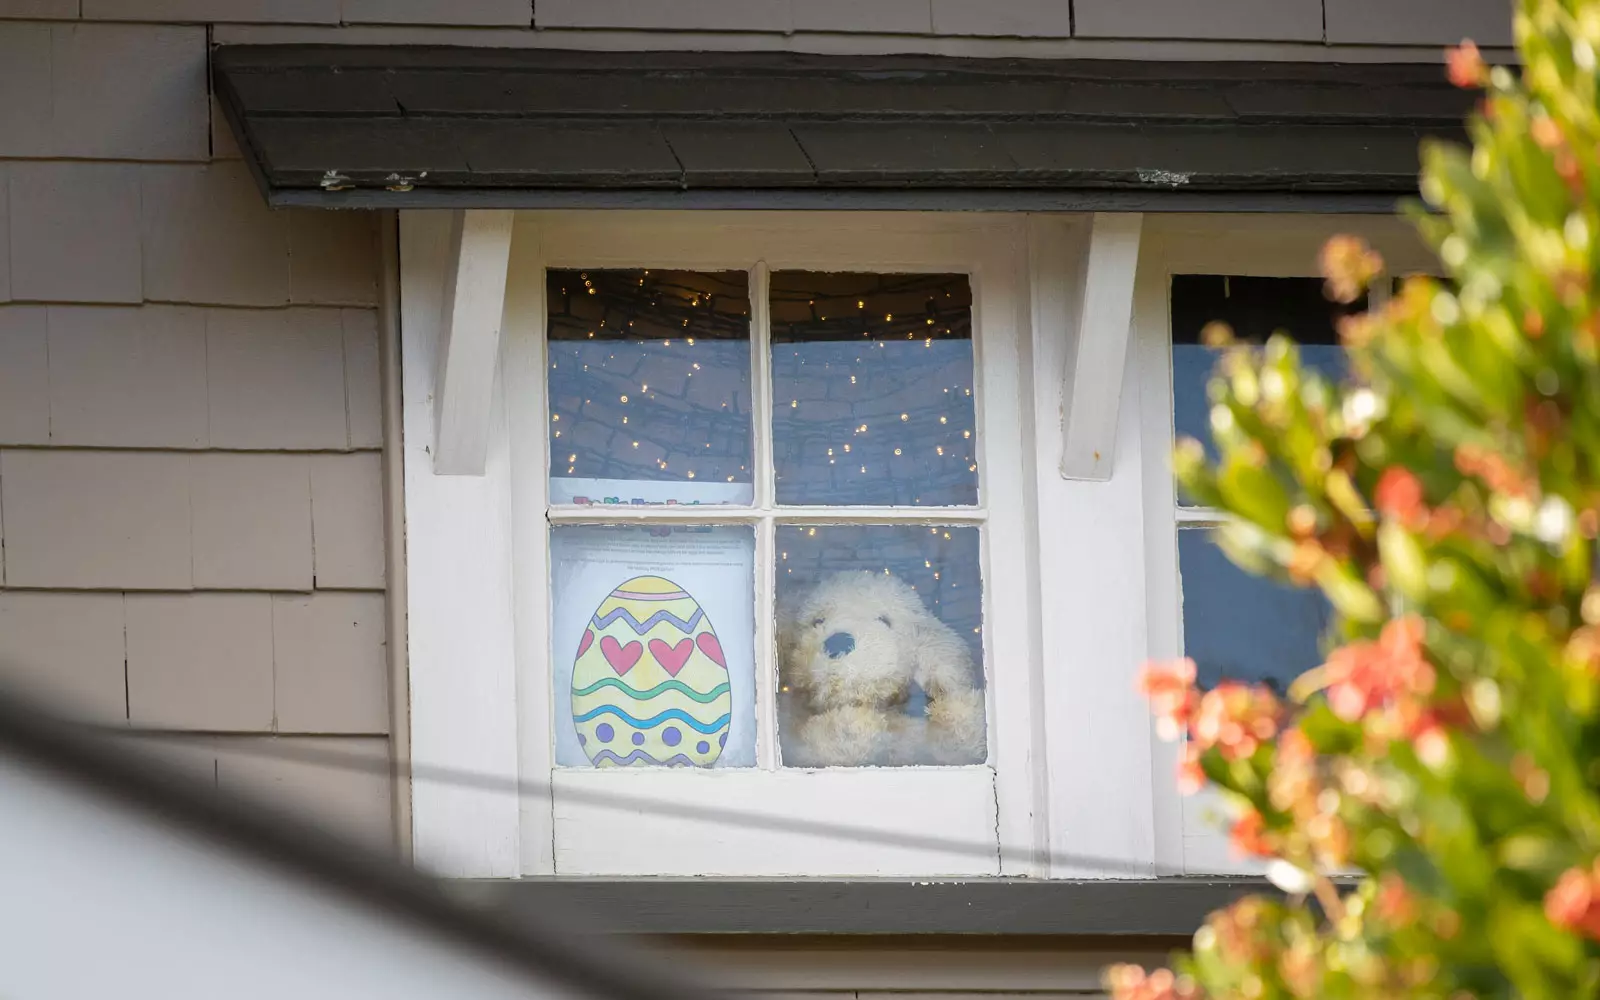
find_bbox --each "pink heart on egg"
[600,636,642,675]
[576,629,594,658]
[695,632,726,668]
[649,637,694,677]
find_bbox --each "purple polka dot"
[632,732,645,746]
[662,727,681,747]
[718,733,727,748]
[696,741,710,754]
[595,723,614,743]
[577,734,587,746]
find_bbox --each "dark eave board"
[213,46,1473,211]
[480,876,1285,936]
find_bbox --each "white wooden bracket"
[1060,212,1143,481]
[433,209,515,476]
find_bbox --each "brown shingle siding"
[8,162,143,303]
[0,449,194,589]
[0,1,395,848]
[340,0,531,26]
[1076,0,1323,39]
[0,22,207,160]
[288,209,380,306]
[310,452,385,589]
[125,591,276,730]
[213,735,394,848]
[50,23,209,159]
[141,162,292,307]
[205,307,352,450]
[0,24,51,154]
[342,308,384,448]
[0,1,80,18]
[190,452,315,590]
[45,305,209,448]
[0,591,127,723]
[0,306,49,445]
[81,0,338,23]
[272,591,388,733]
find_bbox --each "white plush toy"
[777,570,987,767]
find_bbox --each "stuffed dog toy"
[777,570,986,767]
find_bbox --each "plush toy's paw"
[926,688,987,764]
[785,705,893,767]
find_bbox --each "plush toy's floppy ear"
[907,608,987,764]
[906,608,977,699]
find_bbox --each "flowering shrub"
[1111,1,1600,996]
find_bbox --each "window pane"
[547,269,754,506]
[775,524,985,767]
[1171,275,1357,467]
[550,524,756,768]
[770,272,978,507]
[1178,528,1331,695]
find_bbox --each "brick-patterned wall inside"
[0,16,391,850]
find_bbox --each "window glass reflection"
[550,524,756,768]
[770,272,978,507]
[1178,528,1331,695]
[775,524,985,767]
[547,270,753,507]
[1171,275,1357,470]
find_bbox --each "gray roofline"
[267,186,1411,213]
[475,876,1281,936]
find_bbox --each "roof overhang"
[213,46,1471,212]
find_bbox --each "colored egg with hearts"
[571,575,732,767]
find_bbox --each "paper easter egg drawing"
[570,575,733,767]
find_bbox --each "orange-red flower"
[1546,863,1600,940]
[1105,964,1203,1000]
[1268,728,1318,814]
[1191,682,1284,761]
[1446,40,1487,89]
[1375,466,1427,525]
[1140,658,1200,742]
[1320,235,1385,304]
[1229,808,1275,858]
[1177,742,1207,796]
[1375,872,1418,926]
[1321,616,1434,723]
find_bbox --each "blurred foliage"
[1112,2,1600,997]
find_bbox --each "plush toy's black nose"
[823,632,856,659]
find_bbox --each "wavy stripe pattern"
[589,749,699,767]
[572,704,731,733]
[572,677,731,703]
[612,589,689,601]
[591,605,704,634]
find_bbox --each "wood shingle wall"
[0,16,390,849]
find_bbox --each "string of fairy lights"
[544,268,980,504]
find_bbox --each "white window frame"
[1132,214,1439,874]
[402,210,1083,879]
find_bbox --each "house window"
[1169,275,1350,694]
[1136,219,1429,874]
[398,212,1044,878]
[543,267,988,774]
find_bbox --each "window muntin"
[545,265,990,772]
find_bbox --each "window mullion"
[754,515,779,769]
[750,259,775,511]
